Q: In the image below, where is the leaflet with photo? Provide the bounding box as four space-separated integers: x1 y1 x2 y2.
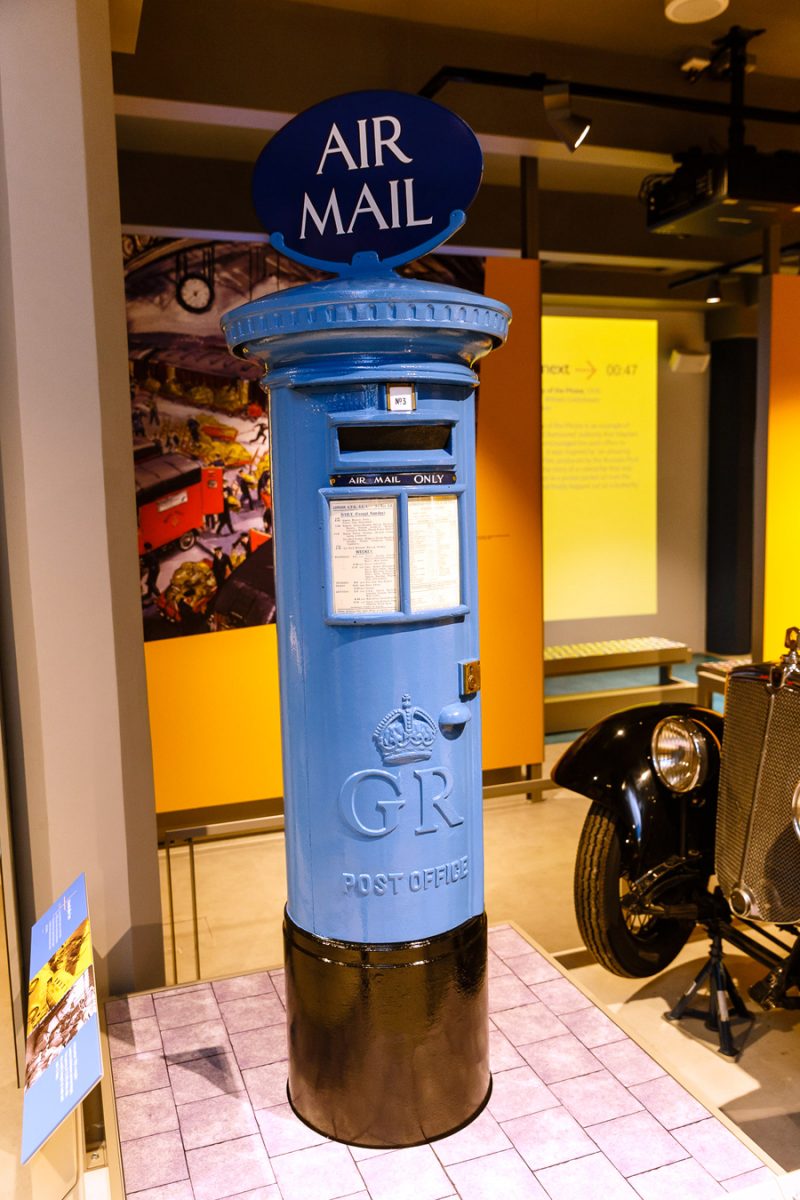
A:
21 873 102 1165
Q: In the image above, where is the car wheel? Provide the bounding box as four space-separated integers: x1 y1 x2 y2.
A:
178 531 196 551
574 802 694 978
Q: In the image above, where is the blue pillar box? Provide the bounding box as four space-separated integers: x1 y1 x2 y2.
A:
222 89 510 1148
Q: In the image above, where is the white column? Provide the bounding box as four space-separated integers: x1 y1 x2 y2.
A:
0 0 164 998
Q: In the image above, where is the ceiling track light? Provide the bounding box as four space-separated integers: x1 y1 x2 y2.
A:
543 83 592 153
706 277 723 303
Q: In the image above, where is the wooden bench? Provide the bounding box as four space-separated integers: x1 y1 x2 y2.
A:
695 655 751 710
544 636 697 734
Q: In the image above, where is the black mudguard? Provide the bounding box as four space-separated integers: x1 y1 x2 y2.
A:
553 703 723 874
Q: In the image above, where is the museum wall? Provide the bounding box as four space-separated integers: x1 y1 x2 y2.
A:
543 305 709 653
0 0 164 997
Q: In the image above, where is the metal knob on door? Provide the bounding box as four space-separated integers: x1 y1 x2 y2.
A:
438 702 472 737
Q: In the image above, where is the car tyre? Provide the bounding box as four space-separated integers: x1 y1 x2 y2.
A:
574 802 694 978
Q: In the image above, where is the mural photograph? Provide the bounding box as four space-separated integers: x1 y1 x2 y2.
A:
124 237 483 640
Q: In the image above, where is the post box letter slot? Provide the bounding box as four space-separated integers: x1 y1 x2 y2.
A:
337 424 452 454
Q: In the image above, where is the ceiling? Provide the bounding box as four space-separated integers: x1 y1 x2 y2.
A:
287 0 800 82
111 0 800 314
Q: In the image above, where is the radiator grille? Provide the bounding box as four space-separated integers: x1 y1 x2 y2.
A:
716 672 800 922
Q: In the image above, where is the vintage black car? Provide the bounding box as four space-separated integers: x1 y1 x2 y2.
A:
553 627 800 1046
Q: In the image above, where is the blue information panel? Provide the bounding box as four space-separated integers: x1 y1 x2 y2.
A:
21 873 102 1164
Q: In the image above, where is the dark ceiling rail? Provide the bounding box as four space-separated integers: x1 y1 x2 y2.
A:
668 240 800 289
419 65 800 128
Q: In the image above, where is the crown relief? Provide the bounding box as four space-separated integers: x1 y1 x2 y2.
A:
373 694 438 765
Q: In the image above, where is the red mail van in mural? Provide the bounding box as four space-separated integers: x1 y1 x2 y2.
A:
135 450 223 555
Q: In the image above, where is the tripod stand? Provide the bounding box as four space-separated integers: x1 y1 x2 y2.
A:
665 918 753 1058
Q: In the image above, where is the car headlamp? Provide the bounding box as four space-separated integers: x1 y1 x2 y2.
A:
651 717 708 793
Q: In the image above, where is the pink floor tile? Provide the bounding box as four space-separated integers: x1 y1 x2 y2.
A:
491 1002 567 1047
256 1101 328 1156
108 929 777 1200
517 1032 602 1084
230 1023 288 1070
212 972 277 1002
488 948 512 978
629 1075 710 1129
219 993 285 1034
432 1106 511 1165
154 988 220 1031
487 974 538 1014
560 1006 627 1048
242 1060 289 1109
160 1018 231 1064
167 1052 244 1106
721 1166 777 1192
111 1050 170 1097
529 977 593 1015
487 1066 559 1123
488 1028 525 1072
592 1040 665 1088
119 1130 188 1193
488 927 535 960
163 985 213 998
108 1016 163 1060
116 1087 178 1142
356 1143 453 1200
186 1133 274 1200
177 1091 258 1150
671 1118 764 1182
535 1150 640 1199
106 994 155 1025
550 1069 643 1126
502 1104 596 1170
348 1143 394 1162
270 970 286 1003
586 1110 689 1176
226 1190 281 1200
118 1183 194 1200
629 1156 725 1199
445 1147 549 1199
270 1141 364 1200
502 952 561 985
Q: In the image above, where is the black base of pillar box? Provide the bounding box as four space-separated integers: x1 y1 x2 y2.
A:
283 909 490 1148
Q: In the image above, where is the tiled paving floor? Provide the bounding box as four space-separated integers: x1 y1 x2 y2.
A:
106 925 779 1200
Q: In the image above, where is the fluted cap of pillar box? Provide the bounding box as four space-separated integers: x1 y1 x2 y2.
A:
221 272 510 389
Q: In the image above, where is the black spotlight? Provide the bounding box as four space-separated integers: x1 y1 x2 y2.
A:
705 277 723 304
543 83 591 152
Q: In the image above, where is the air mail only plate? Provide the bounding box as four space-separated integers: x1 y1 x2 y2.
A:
330 471 457 487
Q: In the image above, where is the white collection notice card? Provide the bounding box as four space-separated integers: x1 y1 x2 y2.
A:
330 497 400 614
408 494 460 611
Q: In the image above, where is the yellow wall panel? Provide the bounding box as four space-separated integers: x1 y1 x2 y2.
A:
144 624 283 812
762 274 800 660
477 258 544 770
542 316 658 621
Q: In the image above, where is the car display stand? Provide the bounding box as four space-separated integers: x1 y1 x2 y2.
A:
102 925 780 1199
665 923 754 1058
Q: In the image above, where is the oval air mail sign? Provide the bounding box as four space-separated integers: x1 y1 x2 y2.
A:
252 90 483 272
